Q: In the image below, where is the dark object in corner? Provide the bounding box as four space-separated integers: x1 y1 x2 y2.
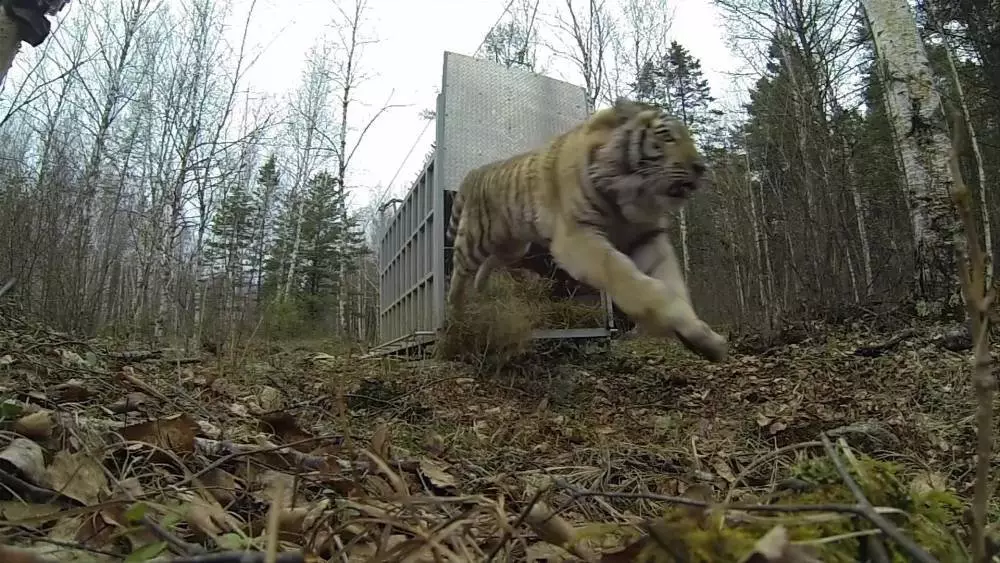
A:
2 0 68 46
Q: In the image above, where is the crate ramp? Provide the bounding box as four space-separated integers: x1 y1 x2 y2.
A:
369 52 617 358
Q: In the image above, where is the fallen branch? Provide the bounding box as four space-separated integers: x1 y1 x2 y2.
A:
109 350 164 362
853 328 918 357
721 440 824 505
557 479 872 517
143 514 204 557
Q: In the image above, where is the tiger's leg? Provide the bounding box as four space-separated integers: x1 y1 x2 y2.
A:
473 242 531 291
548 225 727 362
446 236 480 316
629 232 727 360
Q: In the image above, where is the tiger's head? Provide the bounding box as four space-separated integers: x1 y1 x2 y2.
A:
589 97 709 224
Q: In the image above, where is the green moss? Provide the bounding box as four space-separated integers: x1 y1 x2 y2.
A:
623 453 966 562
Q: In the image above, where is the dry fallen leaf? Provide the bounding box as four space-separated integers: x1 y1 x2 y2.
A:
257 411 314 445
183 493 240 538
120 413 199 455
107 392 151 413
418 458 457 490
0 437 47 485
199 468 239 506
910 470 949 496
756 412 771 427
14 411 54 440
712 459 737 484
257 385 283 411
256 470 298 508
371 421 391 460
45 450 108 505
48 378 91 403
0 502 62 523
740 525 821 563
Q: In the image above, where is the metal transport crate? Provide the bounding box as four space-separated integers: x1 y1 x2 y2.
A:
371 52 616 357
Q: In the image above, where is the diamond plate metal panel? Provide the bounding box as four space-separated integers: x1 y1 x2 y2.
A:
437 52 589 193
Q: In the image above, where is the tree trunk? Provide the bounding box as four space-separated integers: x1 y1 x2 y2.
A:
776 41 824 300
0 13 20 87
678 208 690 278
861 0 961 313
844 135 874 297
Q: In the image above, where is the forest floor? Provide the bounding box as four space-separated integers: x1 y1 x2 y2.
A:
0 309 990 562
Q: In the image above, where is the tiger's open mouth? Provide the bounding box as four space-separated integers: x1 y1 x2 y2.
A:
666 180 696 198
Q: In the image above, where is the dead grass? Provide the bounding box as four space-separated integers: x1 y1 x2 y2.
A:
435 270 605 369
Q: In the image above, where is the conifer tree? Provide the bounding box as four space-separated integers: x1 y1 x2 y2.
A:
251 154 281 300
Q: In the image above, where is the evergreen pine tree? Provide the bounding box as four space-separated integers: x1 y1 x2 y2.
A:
300 171 341 297
658 41 716 136
251 154 281 300
207 174 257 289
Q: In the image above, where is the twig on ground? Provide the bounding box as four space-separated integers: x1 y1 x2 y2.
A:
119 365 172 403
143 514 204 556
853 328 919 357
175 435 342 489
721 440 824 505
819 433 937 563
556 479 869 516
108 349 164 361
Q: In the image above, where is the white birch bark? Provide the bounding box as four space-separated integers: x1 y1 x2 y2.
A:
844 135 874 297
862 0 961 310
850 180 874 297
678 208 690 278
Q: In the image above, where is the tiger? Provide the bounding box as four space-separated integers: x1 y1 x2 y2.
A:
443 97 728 363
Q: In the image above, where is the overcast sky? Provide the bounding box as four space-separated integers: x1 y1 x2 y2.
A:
226 0 741 211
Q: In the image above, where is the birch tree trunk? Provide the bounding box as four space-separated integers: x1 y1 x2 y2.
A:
861 0 961 313
76 0 148 316
844 135 874 297
678 208 690 278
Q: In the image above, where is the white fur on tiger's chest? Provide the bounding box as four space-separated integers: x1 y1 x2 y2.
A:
606 217 672 251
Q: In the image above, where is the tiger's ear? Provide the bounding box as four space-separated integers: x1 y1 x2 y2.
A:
613 97 646 124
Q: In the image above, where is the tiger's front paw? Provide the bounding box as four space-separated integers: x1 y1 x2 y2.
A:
673 319 728 363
